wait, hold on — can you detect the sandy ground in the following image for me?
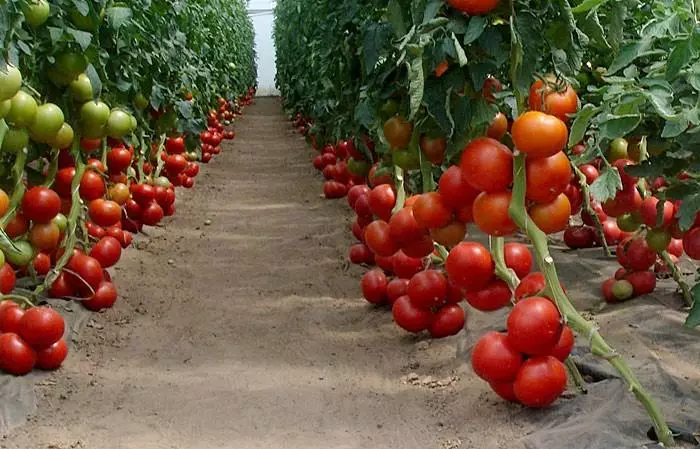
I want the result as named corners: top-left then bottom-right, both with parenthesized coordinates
top-left (0, 98), bottom-right (529, 449)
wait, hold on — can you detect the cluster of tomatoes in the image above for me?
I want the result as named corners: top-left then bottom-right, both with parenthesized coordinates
top-left (0, 94), bottom-right (247, 376)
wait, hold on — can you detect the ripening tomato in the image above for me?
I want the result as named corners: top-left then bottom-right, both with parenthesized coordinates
top-left (438, 166), bottom-right (480, 210)
top-left (487, 112), bottom-right (508, 141)
top-left (471, 331), bottom-right (523, 383)
top-left (82, 280), bottom-right (117, 311)
top-left (429, 304), bottom-right (466, 338)
top-left (88, 199), bottom-right (122, 227)
top-left (392, 295), bottom-right (433, 333)
top-left (35, 339), bottom-right (68, 370)
top-left (465, 279), bottom-right (512, 311)
top-left (5, 213), bottom-right (29, 238)
top-left (22, 187), bottom-right (61, 223)
top-left (504, 243), bottom-right (533, 278)
top-left (446, 242), bottom-right (494, 292)
top-left (525, 151), bottom-right (572, 204)
top-left (507, 296), bottom-right (562, 356)
top-left (19, 306), bottom-right (65, 349)
top-left (513, 356), bottom-right (567, 408)
top-left (368, 165), bottom-right (394, 188)
top-left (108, 183), bottom-right (130, 205)
top-left (412, 192), bottom-right (452, 229)
top-left (511, 111), bottom-right (568, 160)
top-left (383, 116), bottom-right (412, 149)
top-left (528, 78), bottom-right (579, 122)
top-left (419, 135), bottom-right (446, 165)
top-left (407, 270), bottom-right (448, 310)
top-left (482, 77), bottom-right (503, 103)
top-left (529, 193), bottom-right (571, 234)
top-left (0, 189), bottom-right (9, 217)
top-left (459, 137), bottom-right (513, 193)
top-left (582, 202), bottom-right (608, 226)
top-left (430, 220), bottom-right (466, 247)
top-left (473, 191), bottom-right (517, 236)
top-left (0, 333), bottom-right (36, 375)
top-left (391, 250), bottom-right (425, 279)
top-left (625, 270), bottom-right (656, 297)
top-left (364, 220), bottom-right (398, 257)
top-left (29, 221), bottom-right (60, 251)
top-left (360, 269), bottom-right (388, 304)
top-left (369, 185), bottom-right (396, 222)
top-left (79, 170), bottom-right (106, 201)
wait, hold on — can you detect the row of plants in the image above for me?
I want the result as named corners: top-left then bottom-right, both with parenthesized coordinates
top-left (0, 0), bottom-right (256, 378)
top-left (275, 0), bottom-right (700, 445)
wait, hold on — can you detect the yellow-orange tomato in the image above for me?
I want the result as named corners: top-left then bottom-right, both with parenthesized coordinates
top-left (29, 222), bottom-right (61, 251)
top-left (0, 189), bottom-right (9, 217)
top-left (472, 191), bottom-right (517, 236)
top-left (511, 111), bottom-right (568, 160)
top-left (529, 193), bottom-right (571, 234)
top-left (487, 112), bottom-right (508, 140)
top-left (435, 60), bottom-right (449, 78)
top-left (108, 183), bottom-right (130, 205)
top-left (529, 78), bottom-right (579, 122)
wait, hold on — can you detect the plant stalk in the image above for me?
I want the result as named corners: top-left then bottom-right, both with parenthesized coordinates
top-left (660, 250), bottom-right (693, 307)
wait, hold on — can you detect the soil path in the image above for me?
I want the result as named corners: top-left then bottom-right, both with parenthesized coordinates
top-left (1, 97), bottom-right (520, 449)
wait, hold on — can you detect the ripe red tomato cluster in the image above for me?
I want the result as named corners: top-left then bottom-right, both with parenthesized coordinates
top-left (0, 302), bottom-right (68, 375)
top-left (310, 138), bottom-right (377, 199)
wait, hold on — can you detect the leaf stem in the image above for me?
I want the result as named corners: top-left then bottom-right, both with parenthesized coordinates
top-left (660, 250), bottom-right (693, 307)
top-left (574, 165), bottom-right (611, 257)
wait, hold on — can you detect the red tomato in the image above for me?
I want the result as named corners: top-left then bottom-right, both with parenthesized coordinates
top-left (438, 165), bottom-right (480, 209)
top-left (582, 202), bottom-right (608, 226)
top-left (0, 303), bottom-right (24, 333)
top-left (387, 278), bottom-right (409, 304)
top-left (446, 242), bottom-right (494, 292)
top-left (165, 136), bottom-right (186, 154)
top-left (388, 207), bottom-right (427, 246)
top-left (49, 272), bottom-right (74, 298)
top-left (83, 281), bottom-right (118, 311)
top-left (0, 263), bottom-right (17, 294)
top-left (375, 254), bottom-right (395, 274)
top-left (391, 250), bottom-right (425, 279)
top-left (54, 167), bottom-right (76, 198)
top-left (88, 199), bottom-right (122, 227)
top-left (32, 253), bottom-right (51, 275)
top-left (579, 164), bottom-right (599, 184)
top-left (514, 356), bottom-right (567, 408)
top-left (601, 278), bottom-right (617, 303)
top-left (549, 326), bottom-right (574, 362)
top-left (525, 151), bottom-right (572, 204)
top-left (66, 253), bottom-right (104, 296)
top-left (465, 278), bottom-right (512, 311)
top-left (514, 272), bottom-right (546, 301)
top-left (19, 306), bottom-right (65, 349)
top-left (369, 185), bottom-right (396, 221)
top-left (412, 192), bottom-right (452, 229)
top-left (482, 77), bottom-right (503, 103)
top-left (639, 197), bottom-right (674, 228)
top-left (400, 233), bottom-right (435, 259)
top-left (459, 137), bottom-right (513, 193)
top-left (360, 269), bottom-right (388, 304)
top-left (529, 193), bottom-right (571, 234)
top-left (22, 187), bottom-right (61, 223)
top-left (79, 170), bottom-right (106, 201)
top-left (392, 295), bottom-right (433, 333)
top-left (471, 331), bottom-right (523, 383)
top-left (364, 220), bottom-right (398, 257)
top-left (625, 270), bottom-right (656, 296)
top-left (503, 243), bottom-right (533, 279)
top-left (487, 112), bottom-right (508, 140)
top-left (429, 220), bottom-right (466, 247)
top-left (106, 147), bottom-right (132, 173)
top-left (347, 185), bottom-right (371, 209)
top-left (511, 111), bottom-right (568, 160)
top-left (131, 183), bottom-right (156, 206)
top-left (490, 381), bottom-right (518, 402)
top-left (668, 238), bottom-right (683, 257)
top-left (528, 79), bottom-right (579, 122)
top-left (507, 296), bottom-right (562, 355)
top-left (89, 236), bottom-right (122, 268)
top-left (564, 184), bottom-right (583, 215)
top-left (351, 219), bottom-right (364, 242)
top-left (446, 279), bottom-right (464, 304)
top-left (683, 226), bottom-right (700, 260)
top-left (473, 191), bottom-right (517, 236)
top-left (353, 193), bottom-right (373, 219)
top-left (446, 0), bottom-right (499, 15)
top-left (348, 243), bottom-right (375, 265)
top-left (6, 213), bottom-right (29, 238)
top-left (0, 333), bottom-right (36, 375)
top-left (429, 304), bottom-right (466, 338)
top-left (141, 202), bottom-right (165, 226)
top-left (616, 237), bottom-right (656, 271)
top-left (36, 339), bottom-right (68, 370)
top-left (165, 154), bottom-right (188, 174)
top-left (419, 135), bottom-right (446, 164)
top-left (563, 225), bottom-right (596, 249)
top-left (407, 270), bottom-right (448, 310)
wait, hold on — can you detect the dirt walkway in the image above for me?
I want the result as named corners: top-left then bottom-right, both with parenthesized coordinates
top-left (1, 98), bottom-right (525, 449)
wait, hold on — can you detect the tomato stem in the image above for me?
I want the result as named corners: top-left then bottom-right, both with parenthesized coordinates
top-left (573, 165), bottom-right (612, 257)
top-left (660, 250), bottom-right (693, 307)
top-left (153, 134), bottom-right (167, 178)
top-left (42, 148), bottom-right (59, 188)
top-left (0, 147), bottom-right (28, 228)
top-left (391, 166), bottom-right (406, 215)
top-left (0, 293), bottom-right (35, 309)
top-left (564, 358), bottom-right (588, 394)
top-left (509, 154), bottom-right (673, 446)
top-left (489, 236), bottom-right (519, 290)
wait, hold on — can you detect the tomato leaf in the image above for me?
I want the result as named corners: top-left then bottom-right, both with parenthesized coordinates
top-left (407, 53), bottom-right (425, 120)
top-left (606, 37), bottom-right (653, 75)
top-left (570, 0), bottom-right (608, 14)
top-left (387, 0), bottom-right (406, 37)
top-left (106, 6), bottom-right (133, 30)
top-left (463, 16), bottom-right (486, 45)
top-left (422, 0), bottom-right (442, 24)
top-left (66, 28), bottom-right (93, 51)
top-left (85, 64), bottom-right (102, 100)
top-left (598, 114), bottom-right (642, 140)
top-left (662, 114), bottom-right (689, 138)
top-left (683, 284), bottom-right (700, 328)
top-left (568, 103), bottom-right (598, 148)
top-left (590, 167), bottom-right (622, 203)
top-left (72, 0), bottom-right (90, 15)
top-left (451, 33), bottom-right (468, 67)
top-left (666, 37), bottom-right (694, 80)
top-left (676, 193), bottom-right (700, 231)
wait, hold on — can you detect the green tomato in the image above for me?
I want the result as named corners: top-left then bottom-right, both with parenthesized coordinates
top-left (70, 73), bottom-right (93, 102)
top-left (69, 7), bottom-right (96, 31)
top-left (106, 109), bottom-right (132, 138)
top-left (616, 213), bottom-right (641, 233)
top-left (228, 62), bottom-right (236, 69)
top-left (4, 240), bottom-right (34, 267)
top-left (154, 176), bottom-right (171, 188)
top-left (612, 279), bottom-right (634, 301)
top-left (0, 250), bottom-right (5, 268)
top-left (347, 158), bottom-right (370, 176)
top-left (53, 213), bottom-right (68, 232)
top-left (1, 128), bottom-right (29, 153)
top-left (80, 100), bottom-right (110, 128)
top-left (48, 123), bottom-right (74, 149)
top-left (21, 0), bottom-right (50, 28)
top-left (392, 149), bottom-right (419, 170)
top-left (55, 52), bottom-right (88, 79)
top-left (647, 139), bottom-right (670, 157)
top-left (646, 228), bottom-right (671, 253)
top-left (29, 103), bottom-right (64, 143)
top-left (607, 137), bottom-right (628, 162)
top-left (7, 91), bottom-right (38, 128)
top-left (0, 99), bottom-right (10, 119)
top-left (134, 93), bottom-right (149, 110)
top-left (379, 99), bottom-right (399, 120)
top-left (48, 68), bottom-right (74, 87)
top-left (0, 64), bottom-right (22, 101)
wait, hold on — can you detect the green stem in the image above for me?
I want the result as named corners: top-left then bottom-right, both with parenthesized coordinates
top-left (509, 154), bottom-right (673, 446)
top-left (0, 119), bottom-right (7, 148)
top-left (153, 134), bottom-right (167, 178)
top-left (0, 148), bottom-right (28, 228)
top-left (574, 165), bottom-right (611, 257)
top-left (660, 250), bottom-right (693, 306)
top-left (391, 166), bottom-right (406, 215)
top-left (42, 148), bottom-right (60, 188)
top-left (0, 294), bottom-right (35, 308)
top-left (565, 358), bottom-right (588, 394)
top-left (490, 236), bottom-right (519, 290)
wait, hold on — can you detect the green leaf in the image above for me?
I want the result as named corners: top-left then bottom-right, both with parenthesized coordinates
top-left (106, 6), bottom-right (133, 29)
top-left (571, 0), bottom-right (608, 14)
top-left (387, 0), bottom-right (406, 37)
top-left (85, 64), bottom-right (102, 99)
top-left (423, 0), bottom-right (442, 24)
top-left (677, 193), bottom-right (700, 230)
top-left (72, 0), bottom-right (89, 15)
top-left (684, 285), bottom-right (700, 328)
top-left (666, 37), bottom-right (693, 80)
top-left (451, 33), bottom-right (468, 67)
top-left (463, 16), bottom-right (486, 45)
top-left (568, 104), bottom-right (598, 148)
top-left (48, 27), bottom-right (64, 45)
top-left (598, 114), bottom-right (642, 140)
top-left (607, 37), bottom-right (653, 75)
top-left (66, 28), bottom-right (92, 50)
top-left (662, 115), bottom-right (689, 138)
top-left (407, 54), bottom-right (425, 120)
top-left (589, 167), bottom-right (622, 203)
